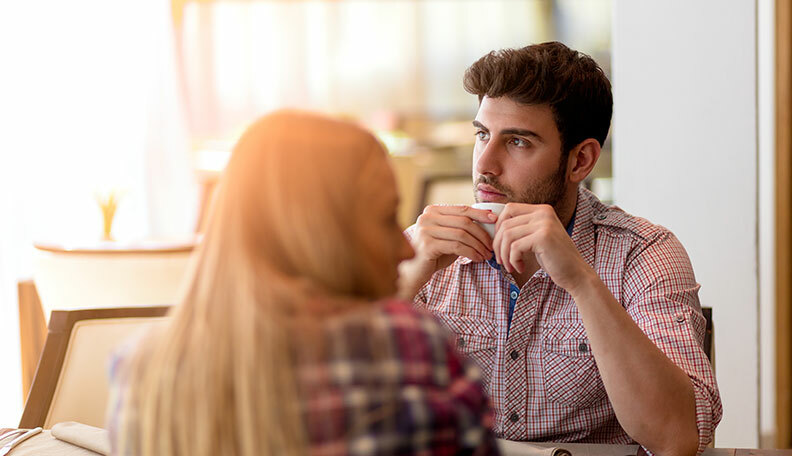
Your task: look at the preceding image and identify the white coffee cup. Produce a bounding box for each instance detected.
[471,202,506,238]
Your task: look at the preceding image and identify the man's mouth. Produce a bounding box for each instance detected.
[476,184,508,202]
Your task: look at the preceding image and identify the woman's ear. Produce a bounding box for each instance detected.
[566,138,601,184]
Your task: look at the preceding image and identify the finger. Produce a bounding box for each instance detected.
[429,205,499,224]
[420,213,494,251]
[496,223,537,274]
[509,236,535,274]
[496,203,552,232]
[424,226,491,260]
[429,238,486,262]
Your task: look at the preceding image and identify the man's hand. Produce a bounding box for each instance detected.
[398,205,497,300]
[493,203,594,291]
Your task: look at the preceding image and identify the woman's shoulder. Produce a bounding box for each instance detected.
[343,298,453,347]
[313,298,463,387]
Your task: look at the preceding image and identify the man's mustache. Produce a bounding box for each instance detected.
[474,176,511,196]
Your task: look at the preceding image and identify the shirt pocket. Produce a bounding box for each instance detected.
[436,314,497,389]
[541,327,607,408]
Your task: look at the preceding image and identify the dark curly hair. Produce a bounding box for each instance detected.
[463,41,612,155]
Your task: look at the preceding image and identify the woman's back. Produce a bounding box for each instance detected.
[293,299,495,455]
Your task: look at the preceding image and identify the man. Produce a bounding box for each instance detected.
[399,42,721,455]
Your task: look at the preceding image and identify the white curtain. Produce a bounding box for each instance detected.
[177,0,553,139]
[0,0,195,426]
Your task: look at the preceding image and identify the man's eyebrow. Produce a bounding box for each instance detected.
[473,120,545,143]
[501,128,544,143]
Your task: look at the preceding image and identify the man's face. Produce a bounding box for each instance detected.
[472,96,568,208]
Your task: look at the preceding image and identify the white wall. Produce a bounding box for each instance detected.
[0,0,197,428]
[757,0,776,446]
[612,0,759,448]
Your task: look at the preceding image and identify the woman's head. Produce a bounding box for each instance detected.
[214,110,413,300]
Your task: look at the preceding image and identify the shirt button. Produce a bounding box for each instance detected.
[510,350,519,360]
[596,214,607,221]
[510,290,518,299]
[578,343,588,353]
[458,337,465,347]
[675,313,686,323]
[509,412,520,423]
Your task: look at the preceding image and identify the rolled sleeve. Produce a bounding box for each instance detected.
[623,231,723,452]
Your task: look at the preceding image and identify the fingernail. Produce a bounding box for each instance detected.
[488,212,497,221]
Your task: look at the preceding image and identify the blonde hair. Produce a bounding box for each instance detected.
[114,111,394,456]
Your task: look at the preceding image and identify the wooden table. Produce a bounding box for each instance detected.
[497,440,792,455]
[1,429,789,455]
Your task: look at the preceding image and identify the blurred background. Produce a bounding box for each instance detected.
[0,0,788,450]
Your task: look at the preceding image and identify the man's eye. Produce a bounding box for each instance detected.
[509,137,530,148]
[475,131,489,141]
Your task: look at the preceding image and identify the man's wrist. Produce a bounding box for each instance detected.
[566,265,604,300]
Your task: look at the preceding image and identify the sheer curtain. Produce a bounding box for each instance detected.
[0,0,195,426]
[176,0,554,140]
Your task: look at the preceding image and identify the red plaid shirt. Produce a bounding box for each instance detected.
[108,300,498,456]
[409,187,722,453]
[294,300,498,455]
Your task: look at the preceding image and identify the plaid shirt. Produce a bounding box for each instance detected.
[294,300,498,455]
[107,300,498,456]
[409,187,722,454]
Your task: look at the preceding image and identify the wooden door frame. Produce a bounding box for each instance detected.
[776,0,792,448]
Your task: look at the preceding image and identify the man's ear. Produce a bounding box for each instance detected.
[566,138,601,184]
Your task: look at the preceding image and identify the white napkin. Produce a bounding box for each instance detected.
[50,422,110,456]
[497,439,573,456]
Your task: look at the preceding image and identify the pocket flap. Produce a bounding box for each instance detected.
[542,337,591,357]
[439,314,497,338]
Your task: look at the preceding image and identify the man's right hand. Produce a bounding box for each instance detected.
[398,205,497,300]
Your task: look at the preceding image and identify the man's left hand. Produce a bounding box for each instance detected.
[493,203,594,292]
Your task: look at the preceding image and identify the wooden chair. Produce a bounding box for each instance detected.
[19,306,171,429]
[17,280,47,402]
[702,306,714,366]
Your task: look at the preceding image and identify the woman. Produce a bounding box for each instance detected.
[108,111,497,456]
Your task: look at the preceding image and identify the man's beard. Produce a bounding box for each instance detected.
[474,156,568,209]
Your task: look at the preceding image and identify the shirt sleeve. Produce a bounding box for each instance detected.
[622,231,723,454]
[106,345,132,456]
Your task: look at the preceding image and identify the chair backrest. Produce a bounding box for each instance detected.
[19,306,171,429]
[702,306,714,366]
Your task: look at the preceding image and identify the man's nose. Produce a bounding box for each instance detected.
[474,140,501,176]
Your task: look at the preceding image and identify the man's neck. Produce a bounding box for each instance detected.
[554,185,579,230]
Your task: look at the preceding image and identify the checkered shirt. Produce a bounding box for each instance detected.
[408,187,722,454]
[294,299,498,455]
